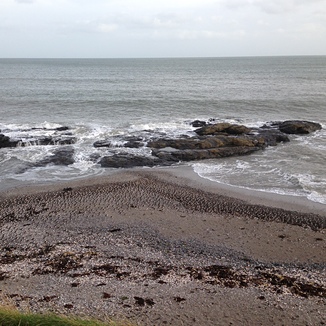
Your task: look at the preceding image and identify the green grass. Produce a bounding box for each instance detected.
[0,306,132,326]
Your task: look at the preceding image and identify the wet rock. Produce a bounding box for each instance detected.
[256,129,290,146]
[93,140,111,148]
[124,141,144,148]
[19,136,76,146]
[148,125,292,163]
[191,120,207,127]
[89,153,101,163]
[55,126,70,131]
[148,136,262,151]
[39,136,76,145]
[94,136,144,149]
[195,123,251,136]
[0,133,76,148]
[99,154,160,168]
[0,134,19,148]
[36,146,75,166]
[226,124,252,135]
[195,123,232,135]
[30,126,70,132]
[278,120,322,134]
[153,146,260,162]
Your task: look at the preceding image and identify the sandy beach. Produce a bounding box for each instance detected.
[0,167,325,325]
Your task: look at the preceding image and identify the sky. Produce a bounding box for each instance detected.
[1,0,326,58]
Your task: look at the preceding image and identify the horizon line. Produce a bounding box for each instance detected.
[1,54,326,60]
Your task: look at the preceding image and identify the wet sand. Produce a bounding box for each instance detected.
[0,168,325,325]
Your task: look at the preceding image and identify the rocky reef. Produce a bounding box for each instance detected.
[0,126,75,149]
[0,120,322,169]
[98,120,321,168]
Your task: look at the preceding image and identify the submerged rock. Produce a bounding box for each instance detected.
[37,146,75,166]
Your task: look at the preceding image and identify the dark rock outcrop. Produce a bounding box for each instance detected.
[94,136,144,149]
[191,120,207,127]
[37,147,75,166]
[153,146,260,162]
[99,154,159,168]
[255,129,290,146]
[148,135,264,151]
[0,134,18,148]
[94,140,112,148]
[18,137,76,146]
[17,146,75,174]
[124,141,144,148]
[0,133,75,148]
[147,123,291,163]
[195,123,251,136]
[278,121,322,134]
[2,120,321,171]
[30,126,70,132]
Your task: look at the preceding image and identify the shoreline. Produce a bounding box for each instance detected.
[0,167,325,325]
[2,165,326,215]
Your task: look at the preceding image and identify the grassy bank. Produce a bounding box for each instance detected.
[0,306,132,326]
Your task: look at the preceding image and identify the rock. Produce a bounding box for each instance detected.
[148,135,261,151]
[94,136,144,149]
[94,140,112,148]
[257,130,290,146]
[99,154,159,168]
[18,146,75,173]
[226,124,252,135]
[30,126,70,132]
[123,141,143,148]
[195,123,251,136]
[55,126,70,131]
[191,120,207,127]
[23,137,76,146]
[148,138,205,150]
[278,121,322,134]
[0,134,18,148]
[44,137,76,145]
[0,133,75,148]
[37,146,75,166]
[195,123,232,135]
[152,146,260,162]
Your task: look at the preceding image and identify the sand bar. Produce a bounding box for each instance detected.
[0,167,325,325]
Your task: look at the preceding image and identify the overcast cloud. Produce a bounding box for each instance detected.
[0,0,325,57]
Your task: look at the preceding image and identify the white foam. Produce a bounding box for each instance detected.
[192,155,326,204]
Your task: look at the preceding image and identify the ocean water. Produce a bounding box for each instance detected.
[0,56,325,204]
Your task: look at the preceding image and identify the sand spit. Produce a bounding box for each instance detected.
[0,169,325,325]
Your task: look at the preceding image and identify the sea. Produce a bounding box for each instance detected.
[0,56,325,205]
